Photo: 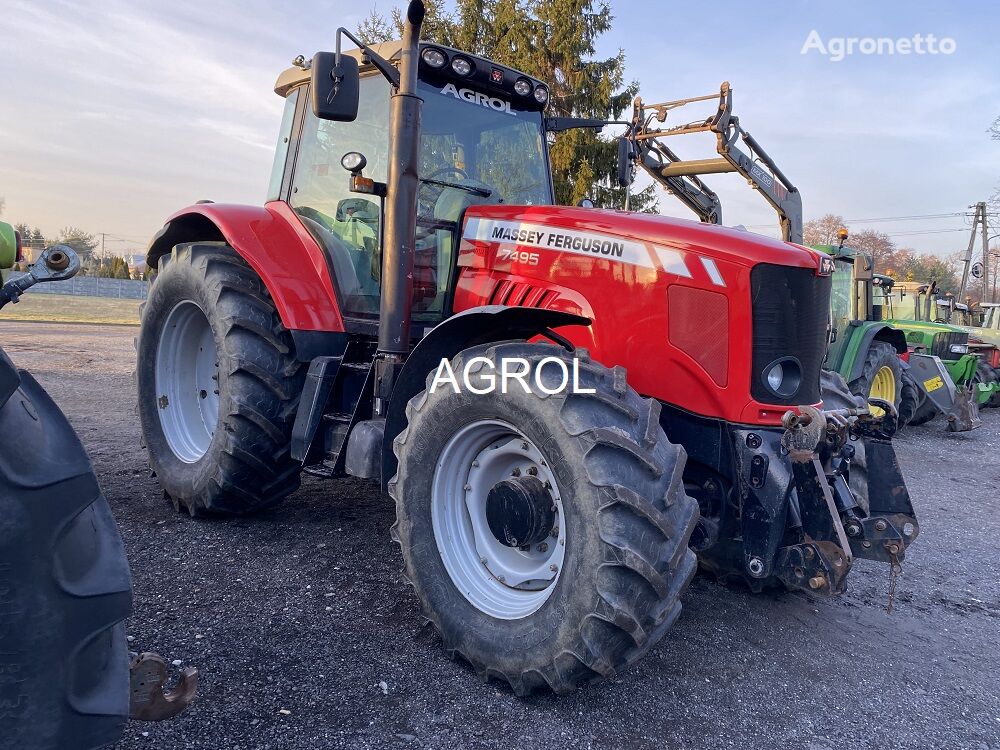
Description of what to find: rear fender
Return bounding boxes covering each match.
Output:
[146,201,343,332]
[381,305,590,491]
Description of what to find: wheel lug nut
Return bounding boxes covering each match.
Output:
[527,466,538,476]
[551,526,559,538]
[549,564,558,573]
[511,468,521,476]
[537,542,548,553]
[522,441,530,450]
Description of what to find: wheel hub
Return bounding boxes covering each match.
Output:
[431,421,566,620]
[486,476,555,548]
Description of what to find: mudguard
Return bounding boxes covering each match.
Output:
[146,200,344,332]
[380,305,590,490]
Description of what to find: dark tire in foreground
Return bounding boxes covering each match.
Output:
[0,351,133,749]
[390,342,699,695]
[136,243,304,516]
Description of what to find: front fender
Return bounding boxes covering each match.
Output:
[381,305,590,491]
[146,200,343,332]
[846,324,908,383]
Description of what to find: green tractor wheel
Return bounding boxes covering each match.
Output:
[848,341,902,419]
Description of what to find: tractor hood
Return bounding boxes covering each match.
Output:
[461,204,826,273]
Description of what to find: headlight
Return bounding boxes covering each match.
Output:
[761,357,802,399]
[421,48,447,68]
[514,78,533,96]
[534,85,549,104]
[950,344,968,354]
[451,56,473,76]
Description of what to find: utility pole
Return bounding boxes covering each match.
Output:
[957,202,987,303]
[982,205,990,304]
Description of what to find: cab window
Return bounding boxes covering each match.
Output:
[290,76,390,318]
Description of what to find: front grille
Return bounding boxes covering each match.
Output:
[931,330,968,360]
[750,264,831,405]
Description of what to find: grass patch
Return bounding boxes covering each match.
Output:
[0,293,141,325]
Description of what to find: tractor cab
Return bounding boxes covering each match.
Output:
[270,42,552,324]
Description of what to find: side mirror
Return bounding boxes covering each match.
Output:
[310,52,360,122]
[616,137,634,188]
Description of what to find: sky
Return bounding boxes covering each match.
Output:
[0,0,998,257]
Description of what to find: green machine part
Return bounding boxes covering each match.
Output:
[0,221,16,282]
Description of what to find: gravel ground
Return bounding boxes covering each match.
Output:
[2,321,998,750]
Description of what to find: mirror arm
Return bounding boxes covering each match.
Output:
[335,27,401,89]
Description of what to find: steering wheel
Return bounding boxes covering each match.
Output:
[424,166,469,182]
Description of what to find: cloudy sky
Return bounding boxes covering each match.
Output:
[0,0,997,256]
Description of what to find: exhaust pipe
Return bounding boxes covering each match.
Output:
[374,0,425,413]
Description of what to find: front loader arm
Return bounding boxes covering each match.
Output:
[631,82,804,244]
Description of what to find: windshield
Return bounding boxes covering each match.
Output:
[830,258,852,334]
[416,79,552,206]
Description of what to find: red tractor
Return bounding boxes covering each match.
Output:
[137,2,917,694]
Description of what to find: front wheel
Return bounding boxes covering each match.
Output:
[136,243,305,516]
[390,342,698,695]
[848,341,901,419]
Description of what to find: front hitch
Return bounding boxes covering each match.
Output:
[774,403,918,597]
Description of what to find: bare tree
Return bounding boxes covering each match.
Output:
[850,229,896,271]
[803,214,846,246]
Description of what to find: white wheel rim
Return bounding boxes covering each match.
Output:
[155,301,220,463]
[431,419,565,620]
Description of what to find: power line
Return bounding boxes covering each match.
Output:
[844,212,969,223]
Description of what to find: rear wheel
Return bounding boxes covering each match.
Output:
[1,360,132,749]
[390,342,698,695]
[848,341,901,419]
[136,243,305,515]
[897,363,920,427]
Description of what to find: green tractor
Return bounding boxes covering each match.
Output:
[814,235,980,431]
[885,280,997,421]
[815,237,915,424]
[923,295,1000,408]
[0,219,20,282]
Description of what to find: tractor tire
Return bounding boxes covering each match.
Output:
[136,243,305,516]
[990,366,1000,408]
[907,394,938,426]
[972,360,999,409]
[847,340,902,418]
[820,369,868,513]
[897,363,920,428]
[0,351,133,749]
[390,342,699,695]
